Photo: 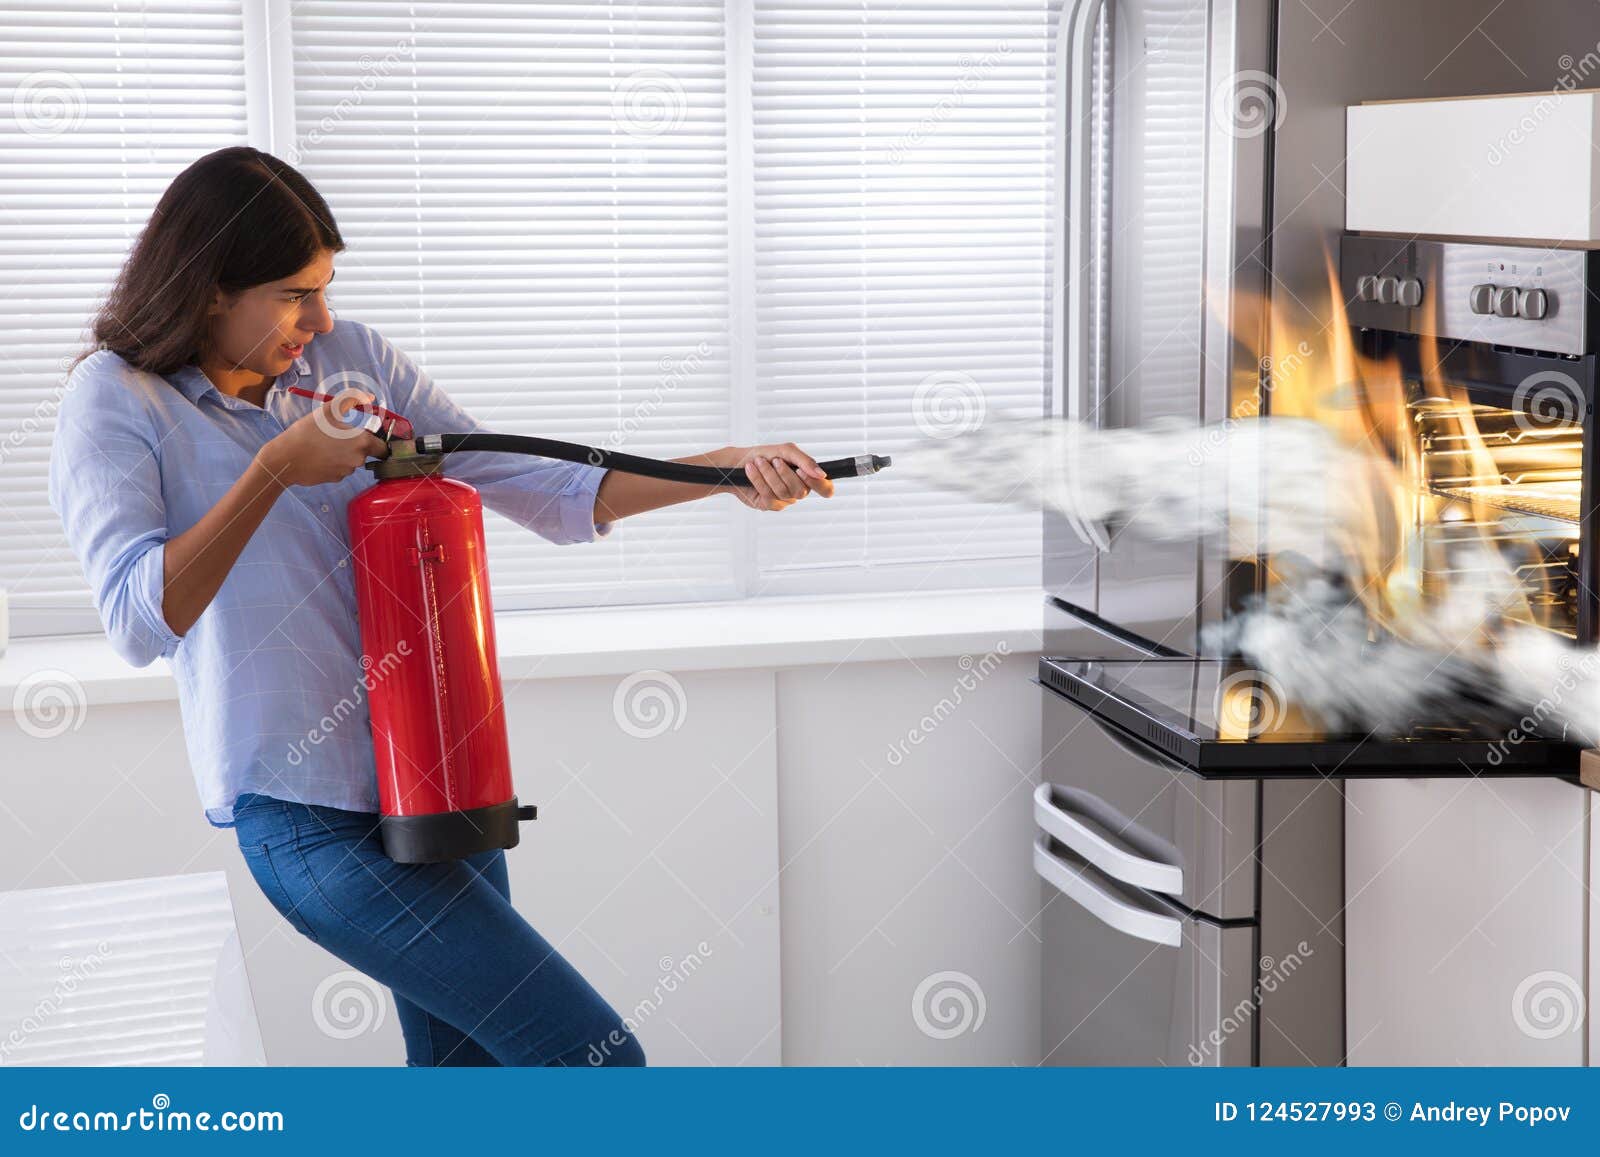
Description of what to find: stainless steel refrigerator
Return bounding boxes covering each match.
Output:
[1037,0,1347,1068]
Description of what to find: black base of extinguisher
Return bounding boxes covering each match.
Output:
[380,797,539,864]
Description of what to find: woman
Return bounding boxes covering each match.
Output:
[49,146,833,1067]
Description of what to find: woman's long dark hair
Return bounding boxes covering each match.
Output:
[81,146,344,375]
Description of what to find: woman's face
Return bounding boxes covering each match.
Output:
[205,248,337,377]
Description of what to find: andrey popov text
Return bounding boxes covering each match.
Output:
[1404,1102,1570,1127]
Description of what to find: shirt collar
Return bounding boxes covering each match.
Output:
[168,356,310,402]
[168,363,216,403]
[271,355,311,391]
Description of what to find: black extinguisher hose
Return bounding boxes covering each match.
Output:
[412,432,891,487]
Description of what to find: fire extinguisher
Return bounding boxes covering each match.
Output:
[339,401,890,863]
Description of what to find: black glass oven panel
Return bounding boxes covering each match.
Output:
[1039,657,1579,776]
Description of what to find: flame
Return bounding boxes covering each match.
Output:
[1235,250,1582,648]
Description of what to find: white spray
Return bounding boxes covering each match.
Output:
[900,414,1594,743]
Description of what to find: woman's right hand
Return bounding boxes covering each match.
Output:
[255,392,388,488]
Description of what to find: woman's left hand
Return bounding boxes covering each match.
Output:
[707,443,836,511]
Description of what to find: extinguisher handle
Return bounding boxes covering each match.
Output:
[283,385,415,440]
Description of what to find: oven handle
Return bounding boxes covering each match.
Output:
[1037,675,1192,772]
[1033,782,1184,896]
[1033,835,1183,947]
[1087,711,1190,773]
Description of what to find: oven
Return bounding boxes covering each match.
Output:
[1339,234,1600,644]
[1034,234,1594,1069]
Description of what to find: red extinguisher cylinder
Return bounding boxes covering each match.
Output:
[348,455,535,862]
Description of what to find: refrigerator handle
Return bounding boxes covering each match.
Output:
[1053,0,1112,551]
[1033,835,1183,948]
[1033,783,1184,896]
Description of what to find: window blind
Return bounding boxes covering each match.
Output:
[748,1,1056,594]
[290,0,737,610]
[0,0,250,635]
[3,1,1054,638]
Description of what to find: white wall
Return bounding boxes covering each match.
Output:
[0,641,1043,1067]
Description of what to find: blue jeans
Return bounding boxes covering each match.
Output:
[230,791,645,1067]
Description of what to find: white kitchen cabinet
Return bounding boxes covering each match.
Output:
[1345,776,1589,1065]
[774,654,1044,1066]
[1347,93,1600,243]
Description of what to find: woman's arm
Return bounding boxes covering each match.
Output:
[160,393,386,635]
[362,324,832,537]
[158,456,285,636]
[594,442,835,521]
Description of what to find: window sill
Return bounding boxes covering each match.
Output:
[0,588,1044,710]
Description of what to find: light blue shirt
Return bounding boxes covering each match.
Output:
[48,319,611,827]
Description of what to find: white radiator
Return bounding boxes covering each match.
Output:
[0,871,264,1066]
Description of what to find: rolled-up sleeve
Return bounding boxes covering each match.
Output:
[357,323,612,545]
[48,361,183,667]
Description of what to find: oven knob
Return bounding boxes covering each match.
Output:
[1493,286,1519,317]
[1518,287,1548,320]
[1469,283,1495,314]
[1398,278,1424,307]
[1356,274,1378,302]
[1375,276,1400,304]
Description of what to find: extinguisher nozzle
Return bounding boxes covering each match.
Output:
[816,453,892,478]
[516,804,538,822]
